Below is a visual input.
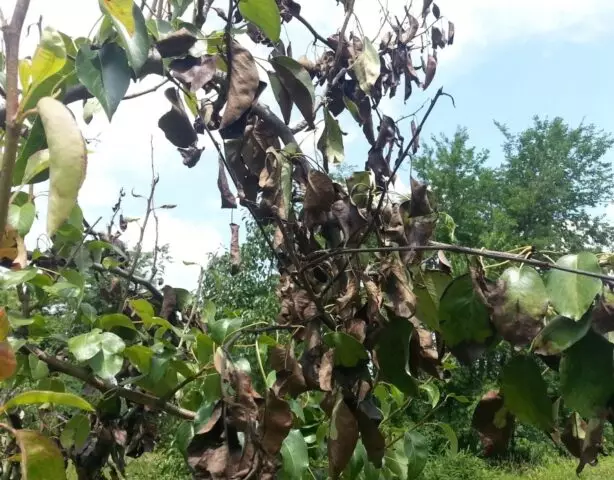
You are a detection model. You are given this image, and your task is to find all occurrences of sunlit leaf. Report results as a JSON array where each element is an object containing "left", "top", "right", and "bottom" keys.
[
  {"left": 546, "top": 253, "right": 602, "bottom": 320},
  {"left": 239, "top": 0, "right": 281, "bottom": 42},
  {"left": 354, "top": 37, "right": 380, "bottom": 94},
  {"left": 13, "top": 429, "right": 66, "bottom": 480},
  {"left": 0, "top": 391, "right": 94, "bottom": 414},
  {"left": 29, "top": 27, "right": 67, "bottom": 91},
  {"left": 0, "top": 341, "right": 17, "bottom": 380}
]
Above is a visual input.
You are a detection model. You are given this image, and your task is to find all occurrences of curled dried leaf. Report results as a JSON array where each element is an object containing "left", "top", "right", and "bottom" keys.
[
  {"left": 423, "top": 54, "right": 437, "bottom": 90},
  {"left": 328, "top": 394, "right": 359, "bottom": 479},
  {"left": 472, "top": 390, "right": 515, "bottom": 457},
  {"left": 269, "top": 345, "right": 309, "bottom": 397},
  {"left": 170, "top": 55, "right": 217, "bottom": 92},
  {"left": 411, "top": 119, "right": 419, "bottom": 154},
  {"left": 230, "top": 223, "right": 240, "bottom": 275},
  {"left": 155, "top": 28, "right": 198, "bottom": 58},
  {"left": 448, "top": 21, "right": 455, "bottom": 45}
]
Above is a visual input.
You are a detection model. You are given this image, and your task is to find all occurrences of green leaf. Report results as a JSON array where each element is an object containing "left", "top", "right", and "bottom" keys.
[
  {"left": 20, "top": 148, "right": 51, "bottom": 186},
  {"left": 1, "top": 268, "right": 38, "bottom": 287},
  {"left": 439, "top": 274, "right": 493, "bottom": 347},
  {"left": 404, "top": 430, "right": 428, "bottom": 479},
  {"left": 28, "top": 27, "right": 67, "bottom": 92},
  {"left": 37, "top": 97, "right": 87, "bottom": 236},
  {"left": 546, "top": 253, "right": 602, "bottom": 320},
  {"left": 124, "top": 345, "right": 153, "bottom": 374},
  {"left": 173, "top": 421, "right": 194, "bottom": 457},
  {"left": 420, "top": 383, "right": 440, "bottom": 409},
  {"left": 28, "top": 354, "right": 49, "bottom": 380},
  {"left": 239, "top": 0, "right": 281, "bottom": 42},
  {"left": 499, "top": 266, "right": 548, "bottom": 319},
  {"left": 8, "top": 202, "right": 35, "bottom": 237},
  {"left": 68, "top": 330, "right": 103, "bottom": 362},
  {"left": 415, "top": 270, "right": 451, "bottom": 330},
  {"left": 344, "top": 440, "right": 367, "bottom": 479},
  {"left": 354, "top": 37, "right": 381, "bottom": 94},
  {"left": 532, "top": 315, "right": 591, "bottom": 355},
  {"left": 270, "top": 56, "right": 315, "bottom": 127},
  {"left": 89, "top": 350, "right": 124, "bottom": 379},
  {"left": 437, "top": 422, "right": 459, "bottom": 455},
  {"left": 99, "top": 331, "right": 126, "bottom": 355},
  {"left": 1, "top": 391, "right": 94, "bottom": 414},
  {"left": 560, "top": 330, "right": 614, "bottom": 417},
  {"left": 375, "top": 318, "right": 419, "bottom": 396},
  {"left": 130, "top": 298, "right": 155, "bottom": 319},
  {"left": 60, "top": 413, "right": 91, "bottom": 450},
  {"left": 195, "top": 333, "right": 214, "bottom": 365},
  {"left": 280, "top": 429, "right": 309, "bottom": 480},
  {"left": 99, "top": 313, "right": 137, "bottom": 331},
  {"left": 13, "top": 430, "right": 66, "bottom": 480},
  {"left": 208, "top": 318, "right": 243, "bottom": 345},
  {"left": 267, "top": 71, "right": 293, "bottom": 124},
  {"left": 100, "top": 1, "right": 150, "bottom": 72},
  {"left": 323, "top": 331, "right": 368, "bottom": 367},
  {"left": 501, "top": 355, "right": 553, "bottom": 431},
  {"left": 317, "top": 108, "right": 344, "bottom": 165},
  {"left": 76, "top": 43, "right": 131, "bottom": 120}
]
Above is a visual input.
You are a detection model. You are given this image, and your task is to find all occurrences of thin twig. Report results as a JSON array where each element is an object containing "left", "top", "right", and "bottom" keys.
[
  {"left": 333, "top": 0, "right": 355, "bottom": 68},
  {"left": 123, "top": 79, "right": 169, "bottom": 100},
  {"left": 293, "top": 13, "right": 335, "bottom": 49}
]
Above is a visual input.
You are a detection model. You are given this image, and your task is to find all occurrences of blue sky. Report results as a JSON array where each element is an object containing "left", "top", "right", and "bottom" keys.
[{"left": 6, "top": 0, "right": 614, "bottom": 288}]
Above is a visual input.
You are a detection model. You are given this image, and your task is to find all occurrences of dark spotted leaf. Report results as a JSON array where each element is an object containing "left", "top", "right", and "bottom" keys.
[
  {"left": 432, "top": 3, "right": 441, "bottom": 19},
  {"left": 155, "top": 27, "right": 198, "bottom": 57},
  {"left": 501, "top": 355, "right": 553, "bottom": 431},
  {"left": 532, "top": 315, "right": 591, "bottom": 356},
  {"left": 170, "top": 54, "right": 217, "bottom": 92}
]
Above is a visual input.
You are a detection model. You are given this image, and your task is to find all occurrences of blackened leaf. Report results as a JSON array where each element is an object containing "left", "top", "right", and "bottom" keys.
[
  {"left": 355, "top": 404, "right": 385, "bottom": 468},
  {"left": 170, "top": 55, "right": 217, "bottom": 92},
  {"left": 281, "top": 429, "right": 309, "bottom": 479},
  {"left": 155, "top": 27, "right": 198, "bottom": 57},
  {"left": 220, "top": 41, "right": 260, "bottom": 131},
  {"left": 532, "top": 315, "right": 591, "bottom": 356},
  {"left": 560, "top": 331, "right": 614, "bottom": 417},
  {"left": 217, "top": 157, "right": 237, "bottom": 208},
  {"left": 501, "top": 355, "right": 553, "bottom": 431},
  {"left": 354, "top": 38, "right": 381, "bottom": 94},
  {"left": 422, "top": 0, "right": 433, "bottom": 17},
  {"left": 317, "top": 108, "right": 345, "bottom": 165},
  {"left": 230, "top": 223, "right": 240, "bottom": 275},
  {"left": 179, "top": 145, "right": 204, "bottom": 167},
  {"left": 423, "top": 54, "right": 437, "bottom": 90},
  {"left": 238, "top": 0, "right": 281, "bottom": 42},
  {"left": 75, "top": 43, "right": 131, "bottom": 120},
  {"left": 546, "top": 252, "right": 601, "bottom": 321},
  {"left": 448, "top": 21, "right": 455, "bottom": 45},
  {"left": 471, "top": 390, "right": 515, "bottom": 456},
  {"left": 323, "top": 332, "right": 368, "bottom": 367},
  {"left": 267, "top": 70, "right": 293, "bottom": 124},
  {"left": 375, "top": 318, "right": 419, "bottom": 396},
  {"left": 439, "top": 274, "right": 493, "bottom": 347},
  {"left": 411, "top": 119, "right": 419, "bottom": 154},
  {"left": 270, "top": 55, "right": 315, "bottom": 127},
  {"left": 488, "top": 267, "right": 548, "bottom": 346},
  {"left": 432, "top": 3, "right": 441, "bottom": 19},
  {"left": 431, "top": 27, "right": 445, "bottom": 49},
  {"left": 328, "top": 394, "right": 359, "bottom": 479},
  {"left": 158, "top": 88, "right": 197, "bottom": 148},
  {"left": 404, "top": 430, "right": 428, "bottom": 479}
]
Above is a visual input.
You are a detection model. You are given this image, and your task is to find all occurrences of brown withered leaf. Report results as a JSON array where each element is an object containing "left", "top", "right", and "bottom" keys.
[
  {"left": 269, "top": 345, "right": 309, "bottom": 397},
  {"left": 409, "top": 321, "right": 441, "bottom": 378},
  {"left": 400, "top": 15, "right": 420, "bottom": 44},
  {"left": 358, "top": 95, "right": 376, "bottom": 145},
  {"left": 170, "top": 55, "right": 217, "bottom": 92},
  {"left": 227, "top": 369, "right": 261, "bottom": 430},
  {"left": 423, "top": 54, "right": 437, "bottom": 90},
  {"left": 345, "top": 318, "right": 367, "bottom": 344},
  {"left": 328, "top": 394, "right": 360, "bottom": 479},
  {"left": 366, "top": 147, "right": 392, "bottom": 188},
  {"left": 319, "top": 350, "right": 334, "bottom": 391},
  {"left": 0, "top": 341, "right": 17, "bottom": 381},
  {"left": 592, "top": 295, "right": 614, "bottom": 335},
  {"left": 562, "top": 413, "right": 604, "bottom": 474},
  {"left": 160, "top": 285, "right": 177, "bottom": 322},
  {"left": 356, "top": 399, "right": 385, "bottom": 468},
  {"left": 561, "top": 412, "right": 587, "bottom": 459},
  {"left": 411, "top": 119, "right": 419, "bottom": 154},
  {"left": 260, "top": 390, "right": 293, "bottom": 455},
  {"left": 217, "top": 157, "right": 237, "bottom": 208},
  {"left": 471, "top": 390, "right": 515, "bottom": 457},
  {"left": 409, "top": 177, "right": 432, "bottom": 217},
  {"left": 331, "top": 199, "right": 368, "bottom": 246},
  {"left": 362, "top": 274, "right": 383, "bottom": 324},
  {"left": 382, "top": 257, "right": 416, "bottom": 318},
  {"left": 382, "top": 203, "right": 407, "bottom": 246},
  {"left": 448, "top": 21, "right": 455, "bottom": 45},
  {"left": 219, "top": 41, "right": 260, "bottom": 133},
  {"left": 158, "top": 88, "right": 197, "bottom": 148},
  {"left": 230, "top": 223, "right": 240, "bottom": 275},
  {"left": 304, "top": 170, "right": 336, "bottom": 212},
  {"left": 155, "top": 28, "right": 197, "bottom": 58},
  {"left": 337, "top": 274, "right": 359, "bottom": 318}
]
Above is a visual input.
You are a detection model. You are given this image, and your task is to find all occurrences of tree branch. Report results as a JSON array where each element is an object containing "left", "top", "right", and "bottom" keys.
[
  {"left": 301, "top": 241, "right": 614, "bottom": 283},
  {"left": 0, "top": 0, "right": 31, "bottom": 236},
  {"left": 293, "top": 12, "right": 335, "bottom": 49},
  {"left": 25, "top": 345, "right": 195, "bottom": 420}
]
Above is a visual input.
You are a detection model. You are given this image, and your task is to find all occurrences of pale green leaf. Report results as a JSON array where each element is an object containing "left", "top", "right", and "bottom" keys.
[
  {"left": 280, "top": 429, "right": 309, "bottom": 479},
  {"left": 354, "top": 37, "right": 380, "bottom": 94},
  {"left": 13, "top": 429, "right": 66, "bottom": 480},
  {"left": 99, "top": 0, "right": 135, "bottom": 34},
  {"left": 37, "top": 97, "right": 87, "bottom": 236},
  {"left": 8, "top": 202, "right": 36, "bottom": 237},
  {"left": 68, "top": 330, "right": 103, "bottom": 362},
  {"left": 317, "top": 108, "right": 344, "bottom": 165},
  {"left": 29, "top": 27, "right": 67, "bottom": 91},
  {"left": 22, "top": 149, "right": 51, "bottom": 185},
  {"left": 1, "top": 391, "right": 94, "bottom": 414},
  {"left": 546, "top": 253, "right": 602, "bottom": 320}
]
